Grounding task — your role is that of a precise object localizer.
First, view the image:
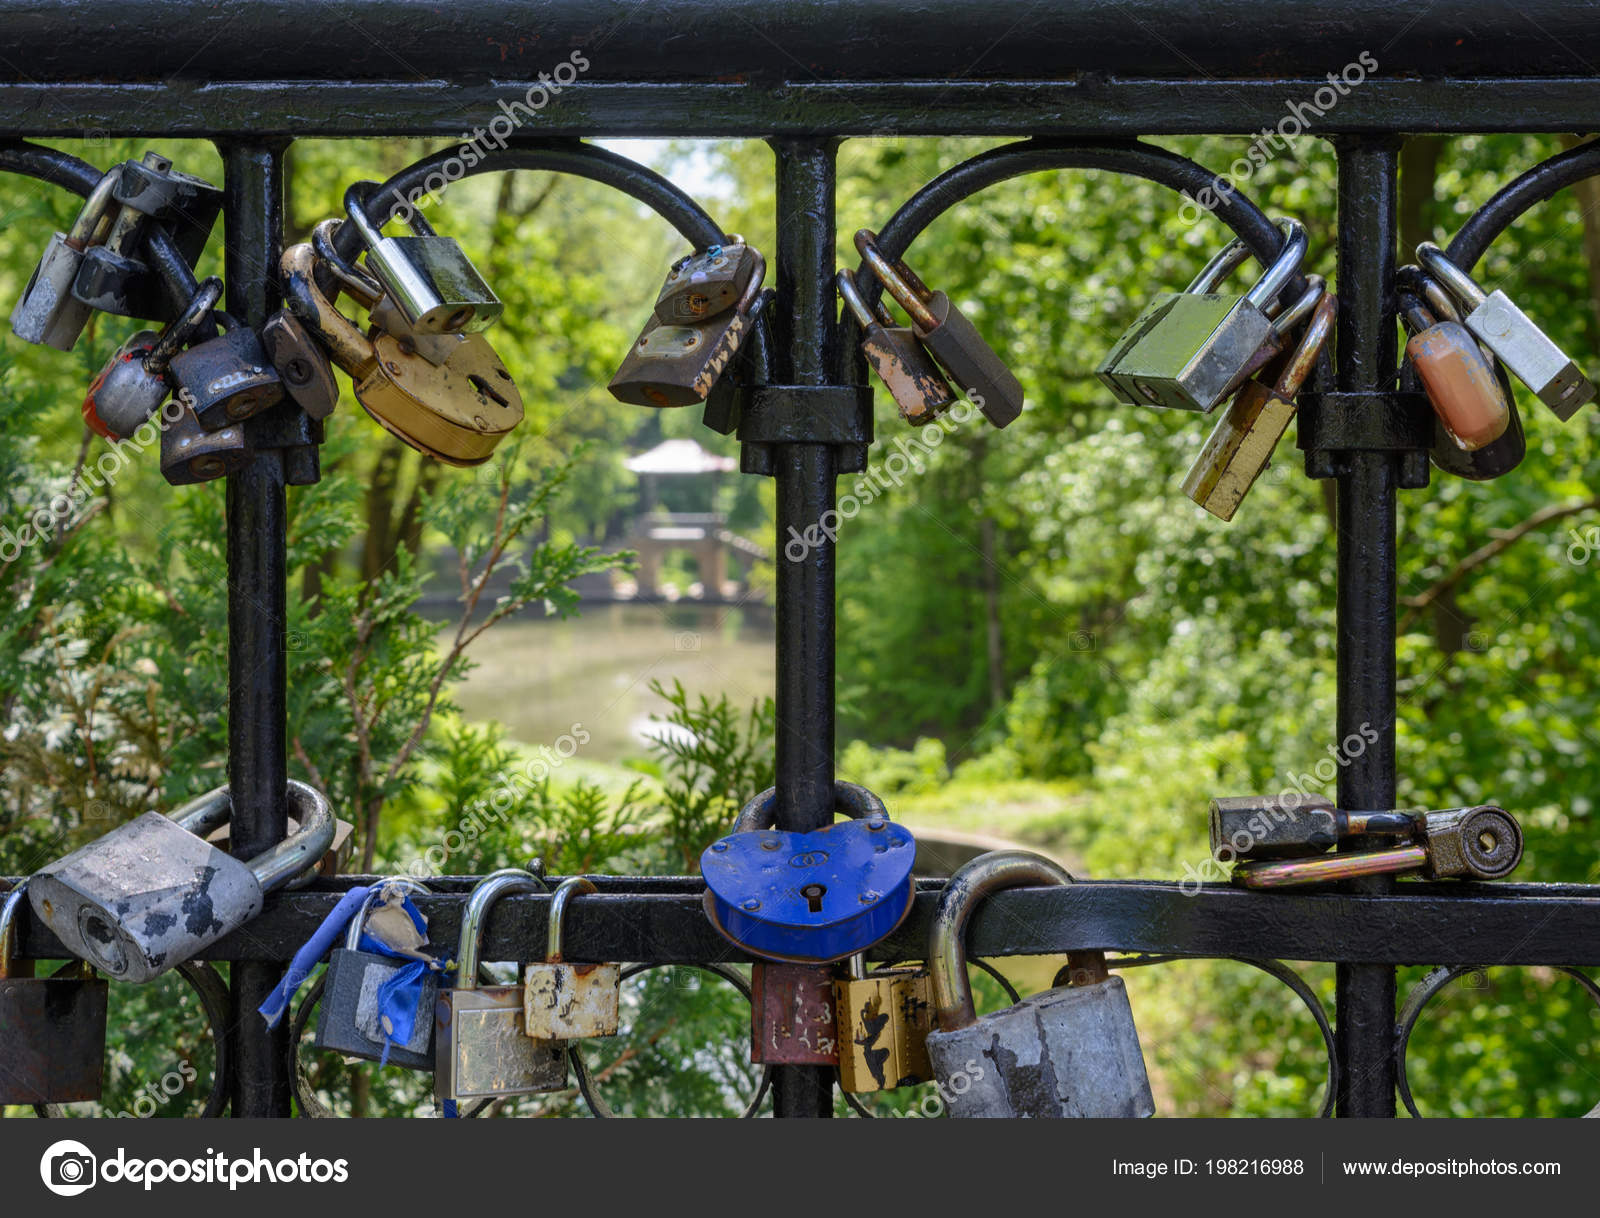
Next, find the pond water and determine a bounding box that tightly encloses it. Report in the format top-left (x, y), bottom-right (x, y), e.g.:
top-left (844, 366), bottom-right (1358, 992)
top-left (451, 602), bottom-right (775, 765)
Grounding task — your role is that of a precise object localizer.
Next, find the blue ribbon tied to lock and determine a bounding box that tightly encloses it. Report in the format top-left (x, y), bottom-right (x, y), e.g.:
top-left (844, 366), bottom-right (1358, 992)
top-left (700, 816), bottom-right (917, 962)
top-left (259, 883), bottom-right (444, 1067)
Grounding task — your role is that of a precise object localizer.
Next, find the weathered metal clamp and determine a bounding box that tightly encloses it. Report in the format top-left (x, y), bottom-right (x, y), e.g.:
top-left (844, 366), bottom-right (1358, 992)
top-left (1296, 389), bottom-right (1432, 486)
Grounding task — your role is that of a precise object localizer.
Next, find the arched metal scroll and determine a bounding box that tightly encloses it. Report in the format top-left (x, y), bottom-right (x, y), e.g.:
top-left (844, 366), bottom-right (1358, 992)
top-left (569, 961), bottom-right (771, 1119)
top-left (841, 137), bottom-right (1318, 397)
top-left (1448, 139), bottom-right (1600, 270)
top-left (1110, 954), bottom-right (1339, 1118)
top-left (33, 960), bottom-right (232, 1120)
top-left (330, 139), bottom-right (771, 384)
top-left (1395, 963), bottom-right (1600, 1118)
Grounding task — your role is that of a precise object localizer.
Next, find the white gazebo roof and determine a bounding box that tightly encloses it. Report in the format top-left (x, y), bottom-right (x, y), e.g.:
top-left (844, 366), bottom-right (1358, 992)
top-left (624, 438), bottom-right (737, 476)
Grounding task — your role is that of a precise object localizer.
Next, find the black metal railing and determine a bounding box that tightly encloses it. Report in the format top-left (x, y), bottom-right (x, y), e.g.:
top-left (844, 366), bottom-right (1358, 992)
top-left (4, 0), bottom-right (1600, 1119)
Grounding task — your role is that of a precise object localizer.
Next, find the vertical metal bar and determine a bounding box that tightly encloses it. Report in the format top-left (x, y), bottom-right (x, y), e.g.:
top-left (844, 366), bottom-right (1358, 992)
top-left (220, 139), bottom-right (291, 1118)
top-left (767, 135), bottom-right (841, 1118)
top-left (1331, 135), bottom-right (1401, 1118)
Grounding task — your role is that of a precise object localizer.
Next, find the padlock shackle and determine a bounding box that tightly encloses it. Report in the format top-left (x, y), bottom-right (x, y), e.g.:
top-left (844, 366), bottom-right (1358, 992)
top-left (854, 229), bottom-right (939, 333)
top-left (170, 786), bottom-right (235, 838)
top-left (1416, 242), bottom-right (1489, 310)
top-left (280, 242), bottom-right (378, 376)
top-left (1268, 274), bottom-right (1324, 336)
top-left (66, 169), bottom-right (120, 247)
top-left (344, 180), bottom-right (439, 248)
top-left (145, 276), bottom-right (223, 375)
top-left (1184, 234), bottom-right (1254, 296)
top-left (1241, 218), bottom-right (1307, 314)
top-left (545, 876), bottom-right (597, 964)
top-left (928, 849), bottom-right (1074, 1032)
top-left (455, 870), bottom-right (547, 988)
top-left (251, 781), bottom-right (338, 893)
top-left (732, 780), bottom-right (888, 834)
top-left (836, 268), bottom-right (895, 330)
top-left (0, 882), bottom-right (25, 979)
top-left (313, 219), bottom-right (383, 309)
top-left (344, 877), bottom-right (433, 952)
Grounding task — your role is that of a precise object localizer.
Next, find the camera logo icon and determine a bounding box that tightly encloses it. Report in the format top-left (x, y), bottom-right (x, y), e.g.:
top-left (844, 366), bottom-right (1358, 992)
top-left (41, 1140), bottom-right (97, 1196)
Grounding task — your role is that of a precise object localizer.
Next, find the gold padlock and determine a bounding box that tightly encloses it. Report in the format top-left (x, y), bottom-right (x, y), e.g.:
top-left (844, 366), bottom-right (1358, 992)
top-left (522, 877), bottom-right (621, 1041)
top-left (280, 242), bottom-right (523, 466)
top-left (1183, 278), bottom-right (1334, 521)
top-left (834, 956), bottom-right (934, 1093)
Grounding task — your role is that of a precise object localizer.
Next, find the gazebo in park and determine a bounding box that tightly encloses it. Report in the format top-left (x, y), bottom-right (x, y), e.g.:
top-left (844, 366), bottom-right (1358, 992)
top-left (623, 439), bottom-right (766, 602)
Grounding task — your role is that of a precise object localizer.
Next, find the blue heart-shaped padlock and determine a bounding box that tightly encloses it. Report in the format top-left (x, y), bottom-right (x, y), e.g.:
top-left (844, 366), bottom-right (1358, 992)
top-left (701, 795), bottom-right (916, 963)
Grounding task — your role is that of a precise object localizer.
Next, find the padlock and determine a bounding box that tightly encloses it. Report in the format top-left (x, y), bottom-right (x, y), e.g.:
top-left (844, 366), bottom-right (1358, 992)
top-left (522, 876), bottom-right (620, 1041)
top-left (206, 811), bottom-right (354, 881)
top-left (924, 850), bottom-right (1155, 1117)
top-left (1400, 290), bottom-right (1511, 451)
top-left (1233, 805), bottom-right (1523, 887)
top-left (281, 242), bottom-right (523, 465)
top-left (435, 871), bottom-right (568, 1102)
top-left (261, 309), bottom-right (340, 421)
top-left (1397, 265), bottom-right (1527, 481)
top-left (314, 216), bottom-right (465, 370)
top-left (315, 878), bottom-right (440, 1070)
top-left (343, 183), bottom-right (502, 335)
top-left (1101, 232), bottom-right (1262, 407)
top-left (0, 882), bottom-right (109, 1105)
top-left (750, 961), bottom-right (840, 1066)
top-left (1209, 793), bottom-right (1418, 862)
top-left (160, 404), bottom-right (250, 485)
top-left (82, 276), bottom-right (222, 441)
top-left (834, 954), bottom-right (933, 1092)
top-left (855, 229), bottom-right (1024, 428)
top-left (654, 237), bottom-right (761, 325)
top-left (9, 168), bottom-right (119, 350)
top-left (1182, 278), bottom-right (1334, 521)
top-left (28, 780), bottom-right (335, 983)
top-left (70, 195), bottom-right (153, 319)
top-left (609, 246), bottom-right (768, 408)
top-left (170, 311), bottom-right (286, 431)
top-left (837, 267), bottom-right (956, 426)
top-left (1417, 241), bottom-right (1595, 421)
top-left (700, 781), bottom-right (915, 964)
top-left (1100, 219), bottom-right (1308, 413)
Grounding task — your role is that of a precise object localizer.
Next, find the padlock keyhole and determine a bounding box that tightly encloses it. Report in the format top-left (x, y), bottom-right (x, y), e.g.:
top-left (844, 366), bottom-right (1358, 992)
top-left (801, 883), bottom-right (826, 913)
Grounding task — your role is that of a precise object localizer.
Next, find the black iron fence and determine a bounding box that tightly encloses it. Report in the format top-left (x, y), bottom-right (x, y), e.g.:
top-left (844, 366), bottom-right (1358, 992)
top-left (4, 0), bottom-right (1600, 1118)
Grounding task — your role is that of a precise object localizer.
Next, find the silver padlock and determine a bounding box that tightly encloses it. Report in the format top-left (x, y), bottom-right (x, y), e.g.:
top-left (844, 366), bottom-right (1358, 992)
top-left (1103, 219), bottom-right (1308, 413)
top-left (923, 850), bottom-right (1155, 1118)
top-left (435, 870), bottom-right (567, 1103)
top-left (28, 780), bottom-right (334, 984)
top-left (523, 876), bottom-right (620, 1041)
top-left (315, 878), bottom-right (440, 1070)
top-left (82, 277), bottom-right (222, 441)
top-left (9, 169), bottom-right (119, 350)
top-left (343, 183), bottom-right (502, 335)
top-left (1416, 241), bottom-right (1595, 421)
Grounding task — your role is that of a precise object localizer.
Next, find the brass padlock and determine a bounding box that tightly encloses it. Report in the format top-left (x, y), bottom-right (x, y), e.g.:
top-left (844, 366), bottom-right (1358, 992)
top-left (1183, 278), bottom-right (1334, 521)
top-left (435, 871), bottom-right (567, 1102)
top-left (837, 267), bottom-right (956, 426)
top-left (855, 229), bottom-right (1024, 427)
top-left (834, 955), bottom-right (934, 1093)
top-left (609, 246), bottom-right (767, 408)
top-left (343, 184), bottom-right (502, 335)
top-left (522, 876), bottom-right (620, 1041)
top-left (281, 242), bottom-right (523, 466)
top-left (653, 238), bottom-right (761, 325)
